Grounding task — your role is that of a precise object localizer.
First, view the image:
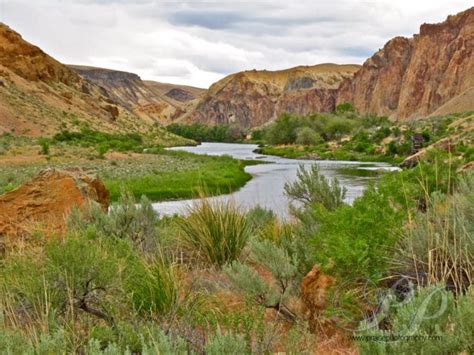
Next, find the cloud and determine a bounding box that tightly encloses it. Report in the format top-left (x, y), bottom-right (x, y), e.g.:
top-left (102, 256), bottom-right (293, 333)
top-left (0, 0), bottom-right (472, 87)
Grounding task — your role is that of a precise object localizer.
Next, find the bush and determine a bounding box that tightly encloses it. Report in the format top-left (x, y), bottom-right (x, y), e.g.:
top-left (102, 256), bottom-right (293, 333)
top-left (176, 199), bottom-right (251, 267)
top-left (284, 164), bottom-right (346, 211)
top-left (264, 113), bottom-right (300, 144)
top-left (312, 185), bottom-right (404, 281)
top-left (357, 285), bottom-right (474, 355)
top-left (166, 123), bottom-right (244, 143)
top-left (38, 138), bottom-right (50, 155)
top-left (68, 191), bottom-right (159, 252)
top-left (205, 331), bottom-right (248, 355)
top-left (52, 128), bottom-right (151, 153)
top-left (0, 233), bottom-right (126, 330)
top-left (224, 238), bottom-right (299, 321)
top-left (295, 127), bottom-right (322, 145)
top-left (335, 102), bottom-right (356, 114)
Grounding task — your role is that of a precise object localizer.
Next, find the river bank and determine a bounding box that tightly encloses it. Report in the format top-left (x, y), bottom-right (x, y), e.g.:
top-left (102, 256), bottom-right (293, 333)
top-left (155, 142), bottom-right (397, 218)
top-left (0, 141), bottom-right (255, 202)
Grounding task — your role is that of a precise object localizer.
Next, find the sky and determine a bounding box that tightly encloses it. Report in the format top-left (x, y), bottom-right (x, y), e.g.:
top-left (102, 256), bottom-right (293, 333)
top-left (0, 0), bottom-right (472, 88)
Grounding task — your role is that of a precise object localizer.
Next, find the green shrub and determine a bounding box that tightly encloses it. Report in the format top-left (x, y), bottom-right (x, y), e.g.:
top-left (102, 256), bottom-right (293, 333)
top-left (284, 164), bottom-right (346, 211)
top-left (357, 285), bottom-right (474, 355)
top-left (52, 128), bottom-right (150, 153)
top-left (335, 102), bottom-right (356, 114)
top-left (264, 113), bottom-right (300, 144)
top-left (312, 185), bottom-right (404, 281)
top-left (68, 191), bottom-right (159, 252)
top-left (295, 127), bottom-right (322, 145)
top-left (38, 137), bottom-right (50, 155)
top-left (205, 331), bottom-right (248, 355)
top-left (224, 238), bottom-right (299, 321)
top-left (0, 232), bottom-right (128, 334)
top-left (166, 123), bottom-right (244, 143)
top-left (176, 199), bottom-right (251, 267)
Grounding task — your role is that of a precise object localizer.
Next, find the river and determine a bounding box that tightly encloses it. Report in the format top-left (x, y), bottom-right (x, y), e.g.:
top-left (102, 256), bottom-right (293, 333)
top-left (152, 142), bottom-right (398, 218)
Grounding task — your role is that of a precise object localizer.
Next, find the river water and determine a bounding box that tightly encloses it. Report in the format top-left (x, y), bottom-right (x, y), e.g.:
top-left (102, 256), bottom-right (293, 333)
top-left (152, 143), bottom-right (398, 218)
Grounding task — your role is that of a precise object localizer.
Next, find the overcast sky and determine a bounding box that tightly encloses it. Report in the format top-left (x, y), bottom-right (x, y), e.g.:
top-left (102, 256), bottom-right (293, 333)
top-left (0, 1), bottom-right (471, 88)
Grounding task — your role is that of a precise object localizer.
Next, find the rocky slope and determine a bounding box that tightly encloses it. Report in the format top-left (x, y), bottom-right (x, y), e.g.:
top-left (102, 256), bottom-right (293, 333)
top-left (0, 24), bottom-right (182, 138)
top-left (69, 65), bottom-right (205, 124)
top-left (337, 7), bottom-right (474, 119)
top-left (184, 64), bottom-right (360, 128)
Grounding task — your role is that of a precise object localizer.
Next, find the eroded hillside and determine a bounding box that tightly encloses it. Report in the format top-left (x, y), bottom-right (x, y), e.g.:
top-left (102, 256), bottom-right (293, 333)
top-left (184, 64), bottom-right (360, 128)
top-left (337, 7), bottom-right (474, 119)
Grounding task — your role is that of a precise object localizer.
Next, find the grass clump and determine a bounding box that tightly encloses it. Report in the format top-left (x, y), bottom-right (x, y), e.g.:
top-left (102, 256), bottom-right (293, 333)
top-left (176, 199), bottom-right (251, 267)
top-left (395, 172), bottom-right (474, 294)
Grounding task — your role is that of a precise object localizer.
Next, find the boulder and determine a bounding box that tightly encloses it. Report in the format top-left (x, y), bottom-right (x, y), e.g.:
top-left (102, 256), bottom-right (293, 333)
top-left (0, 169), bottom-right (109, 237)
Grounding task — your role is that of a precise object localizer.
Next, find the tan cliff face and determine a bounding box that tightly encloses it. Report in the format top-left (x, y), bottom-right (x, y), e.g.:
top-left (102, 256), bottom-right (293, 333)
top-left (0, 23), bottom-right (150, 136)
top-left (0, 24), bottom-right (79, 85)
top-left (184, 64), bottom-right (360, 128)
top-left (69, 65), bottom-right (205, 124)
top-left (337, 7), bottom-right (474, 120)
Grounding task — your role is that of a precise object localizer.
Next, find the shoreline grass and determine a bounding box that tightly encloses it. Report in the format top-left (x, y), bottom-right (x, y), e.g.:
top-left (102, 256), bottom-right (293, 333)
top-left (255, 145), bottom-right (401, 164)
top-left (105, 155), bottom-right (254, 201)
top-left (0, 147), bottom-right (255, 202)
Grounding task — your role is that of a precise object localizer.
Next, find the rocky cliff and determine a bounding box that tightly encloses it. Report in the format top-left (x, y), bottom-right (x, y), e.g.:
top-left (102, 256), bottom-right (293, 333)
top-left (184, 64), bottom-right (360, 128)
top-left (337, 7), bottom-right (474, 119)
top-left (0, 24), bottom-right (180, 137)
top-left (69, 65), bottom-right (205, 124)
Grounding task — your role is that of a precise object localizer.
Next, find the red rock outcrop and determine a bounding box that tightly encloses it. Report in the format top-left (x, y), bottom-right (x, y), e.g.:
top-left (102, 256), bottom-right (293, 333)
top-left (0, 169), bottom-right (109, 237)
top-left (337, 7), bottom-right (474, 119)
top-left (185, 64), bottom-right (360, 128)
top-left (301, 265), bottom-right (335, 334)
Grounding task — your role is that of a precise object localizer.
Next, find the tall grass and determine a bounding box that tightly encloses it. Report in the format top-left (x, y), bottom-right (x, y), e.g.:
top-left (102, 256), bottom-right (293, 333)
top-left (176, 199), bottom-right (251, 267)
top-left (125, 259), bottom-right (178, 316)
top-left (396, 172), bottom-right (474, 293)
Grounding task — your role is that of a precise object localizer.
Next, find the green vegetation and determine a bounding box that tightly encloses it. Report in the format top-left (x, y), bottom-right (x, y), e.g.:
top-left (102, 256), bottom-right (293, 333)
top-left (255, 108), bottom-right (474, 164)
top-left (167, 122), bottom-right (245, 143)
top-left (1, 116), bottom-right (473, 353)
top-left (0, 129), bottom-right (255, 201)
top-left (177, 199), bottom-right (251, 267)
top-left (38, 137), bottom-right (50, 155)
top-left (52, 127), bottom-right (161, 154)
top-left (104, 152), bottom-right (254, 201)
top-left (357, 285), bottom-right (474, 354)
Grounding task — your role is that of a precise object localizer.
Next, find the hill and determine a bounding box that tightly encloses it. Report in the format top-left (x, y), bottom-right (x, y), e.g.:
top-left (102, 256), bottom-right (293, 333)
top-left (0, 23), bottom-right (185, 144)
top-left (183, 64), bottom-right (360, 128)
top-left (69, 65), bottom-right (205, 124)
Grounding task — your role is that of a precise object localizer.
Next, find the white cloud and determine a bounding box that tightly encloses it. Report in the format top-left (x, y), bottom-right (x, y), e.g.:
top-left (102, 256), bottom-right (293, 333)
top-left (0, 0), bottom-right (471, 87)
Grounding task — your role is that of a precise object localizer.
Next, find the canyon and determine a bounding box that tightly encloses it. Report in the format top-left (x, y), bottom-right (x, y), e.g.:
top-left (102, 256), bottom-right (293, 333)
top-left (0, 7), bottom-right (473, 134)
